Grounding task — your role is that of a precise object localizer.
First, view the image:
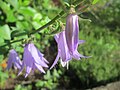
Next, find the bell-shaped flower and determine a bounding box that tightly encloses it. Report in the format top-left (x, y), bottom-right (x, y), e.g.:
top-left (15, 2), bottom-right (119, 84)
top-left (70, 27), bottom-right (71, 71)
top-left (18, 43), bottom-right (49, 78)
top-left (65, 14), bottom-right (83, 57)
top-left (50, 31), bottom-right (86, 69)
top-left (6, 49), bottom-right (22, 70)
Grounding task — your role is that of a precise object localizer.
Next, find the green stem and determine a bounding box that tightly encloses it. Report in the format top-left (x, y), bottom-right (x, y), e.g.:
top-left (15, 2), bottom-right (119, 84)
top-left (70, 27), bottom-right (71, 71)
top-left (29, 11), bottom-right (65, 35)
top-left (0, 0), bottom-right (91, 47)
top-left (14, 0), bottom-right (88, 37)
top-left (1, 39), bottom-right (23, 48)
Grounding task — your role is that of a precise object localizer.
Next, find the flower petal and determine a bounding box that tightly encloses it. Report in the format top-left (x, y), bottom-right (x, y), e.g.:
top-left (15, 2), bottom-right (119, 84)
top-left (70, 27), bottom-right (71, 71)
top-left (58, 31), bottom-right (71, 62)
top-left (35, 63), bottom-right (45, 73)
top-left (72, 50), bottom-right (89, 60)
top-left (37, 49), bottom-right (49, 64)
top-left (60, 59), bottom-right (67, 67)
top-left (54, 33), bottom-right (59, 43)
top-left (25, 66), bottom-right (32, 78)
top-left (73, 14), bottom-right (79, 51)
top-left (79, 40), bottom-right (85, 44)
top-left (6, 51), bottom-right (13, 70)
top-left (18, 62), bottom-right (24, 76)
top-left (28, 44), bottom-right (48, 67)
top-left (42, 57), bottom-right (49, 64)
top-left (65, 14), bottom-right (74, 53)
top-left (50, 53), bottom-right (59, 69)
top-left (6, 49), bottom-right (22, 70)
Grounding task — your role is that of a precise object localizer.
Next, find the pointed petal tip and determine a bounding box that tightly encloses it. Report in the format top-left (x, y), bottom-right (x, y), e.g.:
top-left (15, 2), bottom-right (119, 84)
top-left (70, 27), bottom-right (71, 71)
top-left (49, 66), bottom-right (53, 70)
top-left (84, 55), bottom-right (92, 58)
top-left (42, 70), bottom-right (46, 74)
top-left (17, 71), bottom-right (21, 76)
top-left (25, 73), bottom-right (28, 78)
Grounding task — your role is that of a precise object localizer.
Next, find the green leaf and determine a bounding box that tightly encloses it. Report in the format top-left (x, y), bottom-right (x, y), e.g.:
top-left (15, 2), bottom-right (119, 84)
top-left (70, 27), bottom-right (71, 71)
top-left (44, 70), bottom-right (51, 80)
top-left (18, 7), bottom-right (36, 17)
top-left (0, 1), bottom-right (16, 22)
top-left (0, 55), bottom-right (4, 63)
top-left (18, 0), bottom-right (31, 6)
top-left (32, 21), bottom-right (41, 30)
top-left (33, 13), bottom-right (42, 21)
top-left (0, 1), bottom-right (10, 14)
top-left (16, 21), bottom-right (32, 31)
top-left (0, 38), bottom-right (4, 45)
top-left (5, 0), bottom-right (19, 10)
top-left (92, 0), bottom-right (99, 4)
top-left (0, 25), bottom-right (11, 40)
top-left (6, 9), bottom-right (16, 22)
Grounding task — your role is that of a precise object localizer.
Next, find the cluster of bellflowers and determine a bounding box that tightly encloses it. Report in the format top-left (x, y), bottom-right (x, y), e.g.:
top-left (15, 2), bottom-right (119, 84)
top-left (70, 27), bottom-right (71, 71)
top-left (6, 7), bottom-right (89, 77)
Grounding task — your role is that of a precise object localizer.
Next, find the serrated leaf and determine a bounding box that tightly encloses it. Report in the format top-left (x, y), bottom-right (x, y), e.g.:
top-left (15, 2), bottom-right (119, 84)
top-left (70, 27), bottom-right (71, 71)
top-left (0, 25), bottom-right (11, 40)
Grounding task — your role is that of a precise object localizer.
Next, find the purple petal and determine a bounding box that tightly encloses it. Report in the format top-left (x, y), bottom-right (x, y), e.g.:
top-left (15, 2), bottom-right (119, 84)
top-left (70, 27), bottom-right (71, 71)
top-left (50, 53), bottom-right (59, 69)
top-left (6, 49), bottom-right (22, 70)
top-left (35, 63), bottom-right (45, 73)
top-left (14, 56), bottom-right (22, 69)
top-left (37, 49), bottom-right (44, 57)
top-left (37, 49), bottom-right (49, 64)
top-left (72, 50), bottom-right (89, 60)
top-left (23, 44), bottom-right (34, 67)
top-left (65, 14), bottom-right (80, 54)
top-left (79, 40), bottom-right (85, 44)
top-left (6, 51), bottom-right (13, 70)
top-left (73, 15), bottom-right (79, 51)
top-left (65, 14), bottom-right (74, 53)
top-left (14, 61), bottom-right (22, 69)
top-left (60, 59), bottom-right (67, 67)
top-left (25, 66), bottom-right (32, 78)
top-left (58, 31), bottom-right (71, 62)
top-left (28, 44), bottom-right (48, 67)
top-left (18, 62), bottom-right (24, 76)
top-left (54, 33), bottom-right (59, 43)
top-left (42, 57), bottom-right (49, 64)
top-left (72, 50), bottom-right (80, 60)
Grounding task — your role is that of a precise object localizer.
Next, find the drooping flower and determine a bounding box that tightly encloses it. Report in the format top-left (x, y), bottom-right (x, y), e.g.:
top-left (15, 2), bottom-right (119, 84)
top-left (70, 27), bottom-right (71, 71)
top-left (18, 43), bottom-right (49, 78)
top-left (6, 49), bottom-right (22, 70)
top-left (50, 31), bottom-right (86, 69)
top-left (65, 14), bottom-right (81, 56)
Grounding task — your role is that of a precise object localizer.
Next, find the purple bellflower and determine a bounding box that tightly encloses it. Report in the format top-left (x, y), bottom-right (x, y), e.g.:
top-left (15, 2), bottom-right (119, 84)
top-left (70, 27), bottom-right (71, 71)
top-left (50, 31), bottom-right (71, 69)
top-left (50, 14), bottom-right (88, 69)
top-left (6, 49), bottom-right (22, 70)
top-left (65, 14), bottom-right (82, 56)
top-left (50, 31), bottom-right (86, 69)
top-left (18, 43), bottom-right (49, 78)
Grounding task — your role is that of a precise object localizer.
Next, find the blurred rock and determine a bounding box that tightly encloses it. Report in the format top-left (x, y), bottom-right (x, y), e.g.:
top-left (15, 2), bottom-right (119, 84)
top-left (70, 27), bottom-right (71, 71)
top-left (88, 81), bottom-right (120, 90)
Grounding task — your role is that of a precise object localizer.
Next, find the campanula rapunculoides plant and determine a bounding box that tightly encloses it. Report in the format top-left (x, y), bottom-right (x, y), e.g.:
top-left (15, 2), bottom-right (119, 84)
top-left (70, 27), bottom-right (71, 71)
top-left (6, 49), bottom-right (22, 70)
top-left (50, 10), bottom-right (89, 69)
top-left (18, 43), bottom-right (49, 78)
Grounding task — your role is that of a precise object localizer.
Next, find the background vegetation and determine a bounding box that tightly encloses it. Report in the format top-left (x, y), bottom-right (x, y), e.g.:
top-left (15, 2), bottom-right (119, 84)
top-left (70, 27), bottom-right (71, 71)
top-left (0, 0), bottom-right (120, 89)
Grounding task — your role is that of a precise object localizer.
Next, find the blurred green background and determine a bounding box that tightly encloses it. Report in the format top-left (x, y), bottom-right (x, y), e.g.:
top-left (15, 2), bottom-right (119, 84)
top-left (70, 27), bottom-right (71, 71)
top-left (0, 0), bottom-right (120, 90)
